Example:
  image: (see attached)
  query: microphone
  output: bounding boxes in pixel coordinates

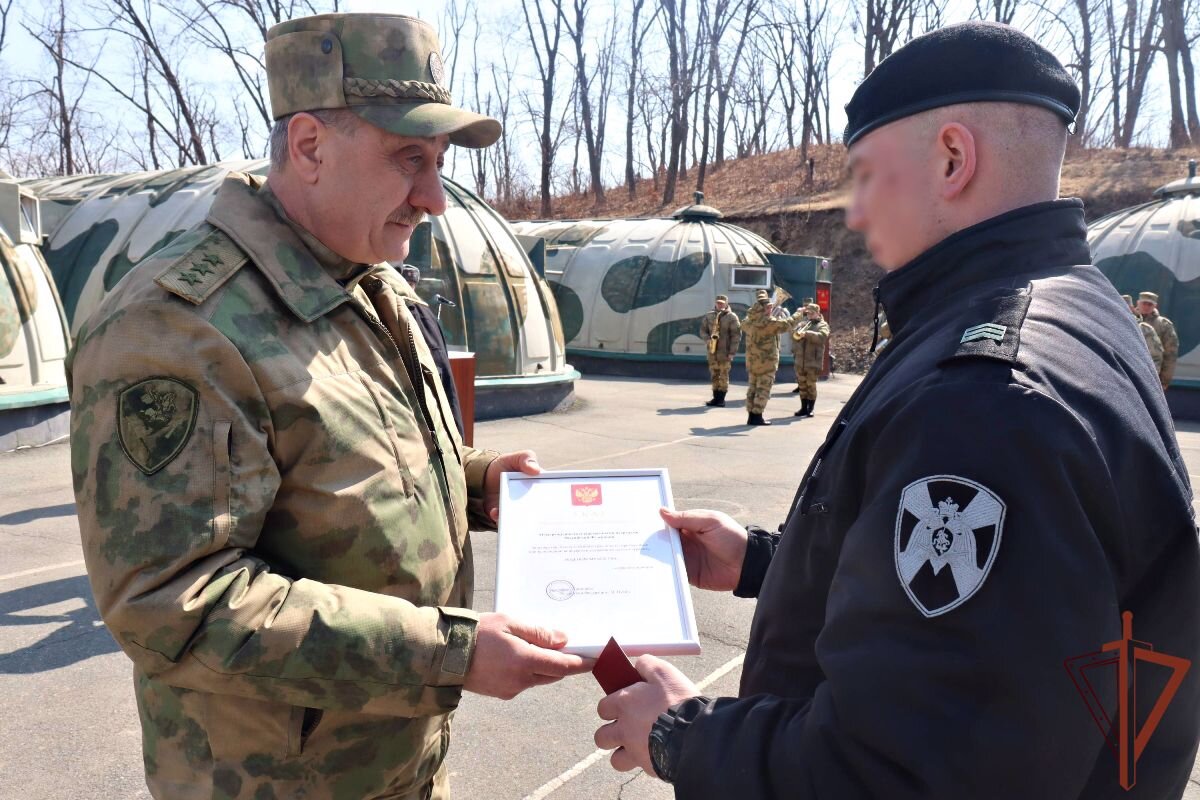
[435,294,457,308]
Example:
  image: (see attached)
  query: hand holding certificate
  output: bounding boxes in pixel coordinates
[494,469,701,658]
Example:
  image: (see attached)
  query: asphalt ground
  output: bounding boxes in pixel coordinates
[1,373,1198,799]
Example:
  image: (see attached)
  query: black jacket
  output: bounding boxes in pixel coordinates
[406,299,465,437]
[664,201,1200,799]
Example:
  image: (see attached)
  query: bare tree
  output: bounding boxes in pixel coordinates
[23,1,93,175]
[858,0,919,77]
[1161,0,1199,145]
[974,0,1020,21]
[0,0,14,54]
[489,22,520,204]
[695,0,753,191]
[623,0,659,198]
[660,0,698,205]
[712,0,757,168]
[1032,0,1099,147]
[93,0,210,164]
[467,7,492,197]
[521,0,565,216]
[1109,0,1162,146]
[559,0,618,207]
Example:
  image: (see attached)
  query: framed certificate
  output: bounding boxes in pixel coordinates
[494,469,701,658]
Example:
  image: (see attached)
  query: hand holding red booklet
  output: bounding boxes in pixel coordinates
[592,637,645,694]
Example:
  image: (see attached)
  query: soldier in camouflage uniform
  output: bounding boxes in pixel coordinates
[67,14,587,800]
[1137,291,1178,389]
[699,294,741,407]
[1125,294,1164,372]
[790,303,830,418]
[740,289,792,426]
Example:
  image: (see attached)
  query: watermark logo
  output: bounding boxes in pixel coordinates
[1064,611,1191,790]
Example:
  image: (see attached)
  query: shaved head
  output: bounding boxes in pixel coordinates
[846,101,1068,270]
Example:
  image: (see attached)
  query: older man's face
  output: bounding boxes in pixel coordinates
[1137,300,1157,316]
[715,299,728,311]
[315,121,449,264]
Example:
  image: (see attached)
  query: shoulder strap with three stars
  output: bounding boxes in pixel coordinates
[154,228,249,305]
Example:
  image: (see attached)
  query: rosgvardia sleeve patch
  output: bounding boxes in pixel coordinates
[117,377,199,475]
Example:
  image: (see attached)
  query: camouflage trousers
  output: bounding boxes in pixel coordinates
[745,371,776,414]
[707,356,732,391]
[795,367,819,401]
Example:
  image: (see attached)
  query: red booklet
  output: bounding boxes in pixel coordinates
[592,637,645,695]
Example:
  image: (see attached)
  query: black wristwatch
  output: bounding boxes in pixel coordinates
[649,696,712,784]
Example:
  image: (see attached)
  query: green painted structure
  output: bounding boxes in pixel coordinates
[511,194,832,380]
[1089,160,1200,416]
[1,160,577,450]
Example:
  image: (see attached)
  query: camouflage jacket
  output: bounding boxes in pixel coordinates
[741,305,791,374]
[699,309,741,360]
[1138,319,1164,371]
[67,172,498,800]
[1144,310,1179,385]
[790,315,830,371]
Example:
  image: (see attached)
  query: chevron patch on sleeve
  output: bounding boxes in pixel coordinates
[960,323,1007,344]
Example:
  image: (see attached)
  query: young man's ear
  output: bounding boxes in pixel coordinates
[286,113,325,185]
[936,122,977,201]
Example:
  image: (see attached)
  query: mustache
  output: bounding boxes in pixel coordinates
[387,208,425,226]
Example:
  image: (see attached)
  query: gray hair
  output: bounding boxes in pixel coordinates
[268,109,359,171]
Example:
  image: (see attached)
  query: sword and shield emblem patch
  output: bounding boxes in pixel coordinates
[894,475,1005,618]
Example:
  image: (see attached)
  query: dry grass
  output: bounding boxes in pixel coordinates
[498,144,1200,222]
[503,143,1198,374]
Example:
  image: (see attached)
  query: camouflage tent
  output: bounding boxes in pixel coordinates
[512,196,830,378]
[1089,162,1200,388]
[21,160,575,424]
[0,172,72,449]
[2,160,576,449]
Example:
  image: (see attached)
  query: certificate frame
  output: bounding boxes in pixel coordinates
[495,468,701,658]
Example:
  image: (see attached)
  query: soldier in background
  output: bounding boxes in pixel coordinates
[1124,294,1164,373]
[741,289,792,426]
[1137,291,1178,389]
[700,294,741,407]
[66,13,587,800]
[790,303,830,418]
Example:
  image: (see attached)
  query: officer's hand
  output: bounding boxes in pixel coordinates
[659,507,748,592]
[594,655,699,776]
[464,613,592,700]
[484,450,542,522]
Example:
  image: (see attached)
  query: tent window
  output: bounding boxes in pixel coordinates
[731,267,771,288]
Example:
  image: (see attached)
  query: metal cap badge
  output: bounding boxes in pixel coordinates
[265,13,501,149]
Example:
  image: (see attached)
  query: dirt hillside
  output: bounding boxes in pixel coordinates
[503,146,1200,374]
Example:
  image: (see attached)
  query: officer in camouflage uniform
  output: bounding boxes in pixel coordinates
[741,289,791,426]
[699,294,741,407]
[1124,294,1163,372]
[790,303,830,418]
[67,14,586,800]
[1137,291,1178,389]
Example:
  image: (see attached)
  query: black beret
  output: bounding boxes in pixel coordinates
[844,21,1080,146]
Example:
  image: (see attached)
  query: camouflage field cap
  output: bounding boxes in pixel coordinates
[265,13,501,148]
[755,289,770,302]
[715,294,729,303]
[806,303,821,313]
[1139,291,1160,304]
[1121,294,1133,305]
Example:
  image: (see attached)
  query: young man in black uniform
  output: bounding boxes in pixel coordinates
[593,22,1200,799]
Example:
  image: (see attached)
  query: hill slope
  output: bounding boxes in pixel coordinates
[503,145,1199,373]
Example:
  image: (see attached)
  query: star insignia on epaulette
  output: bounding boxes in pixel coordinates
[201,253,222,266]
[190,262,214,276]
[178,272,202,286]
